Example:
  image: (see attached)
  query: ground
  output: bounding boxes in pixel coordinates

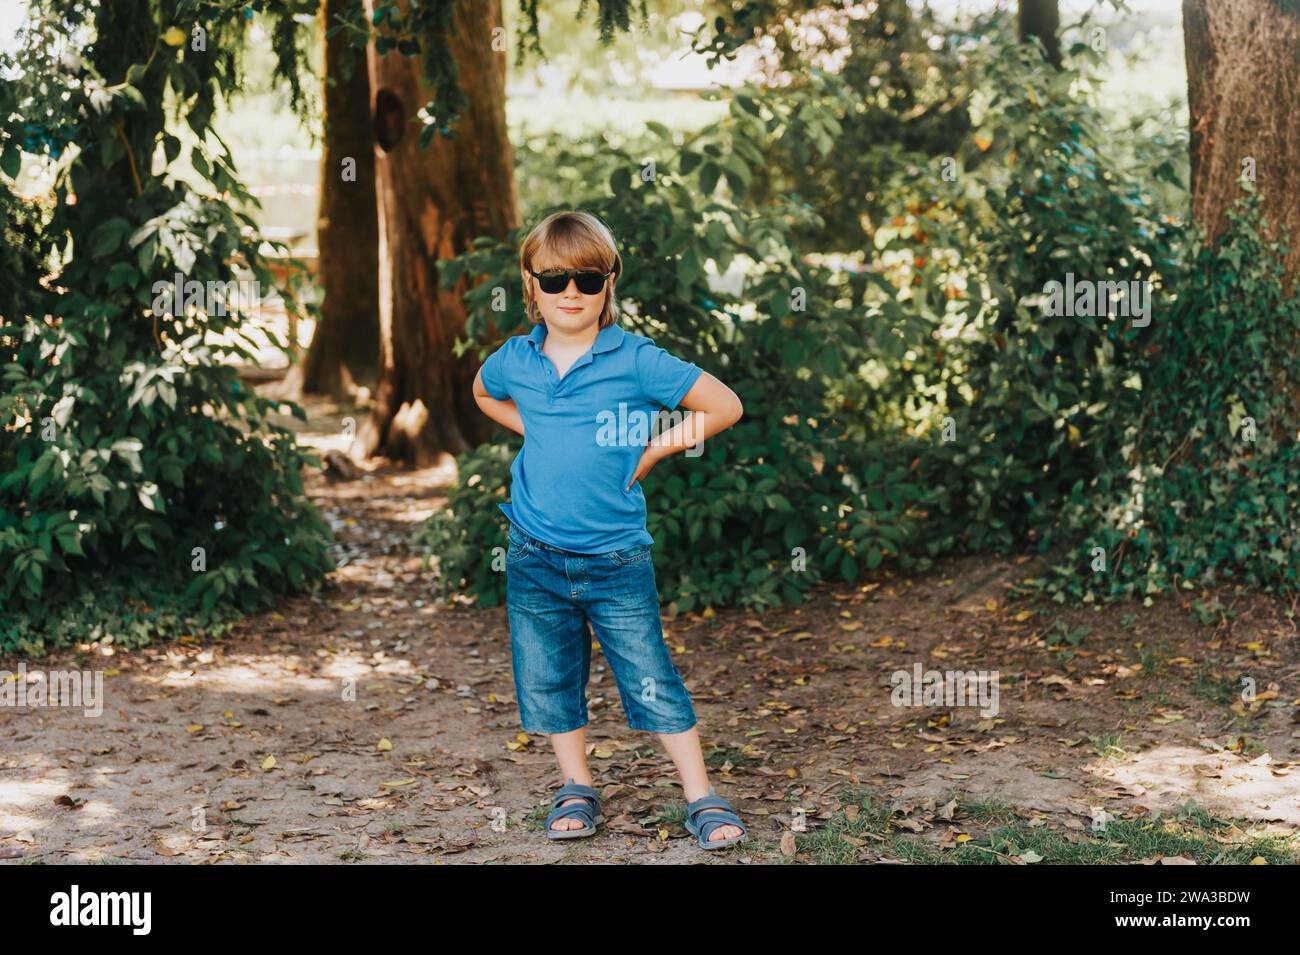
[3,397,1298,865]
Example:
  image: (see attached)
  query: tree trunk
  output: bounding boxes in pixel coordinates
[1183,0,1300,282]
[303,0,380,399]
[358,0,520,467]
[1018,0,1061,68]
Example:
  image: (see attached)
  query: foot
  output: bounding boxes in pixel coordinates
[693,806,744,842]
[550,797,589,832]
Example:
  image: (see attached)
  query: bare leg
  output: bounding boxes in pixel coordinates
[658,726,743,842]
[548,726,593,831]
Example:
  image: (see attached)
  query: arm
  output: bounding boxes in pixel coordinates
[625,372,743,489]
[473,367,525,437]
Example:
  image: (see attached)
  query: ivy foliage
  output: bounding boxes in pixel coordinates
[0,0,332,653]
[1037,190,1300,600]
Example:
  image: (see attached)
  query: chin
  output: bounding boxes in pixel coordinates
[549,310,593,327]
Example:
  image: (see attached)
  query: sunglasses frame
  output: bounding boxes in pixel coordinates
[528,267,614,296]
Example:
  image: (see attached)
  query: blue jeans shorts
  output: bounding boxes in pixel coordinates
[504,523,698,735]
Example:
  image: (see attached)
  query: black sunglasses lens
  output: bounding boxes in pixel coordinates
[574,272,606,294]
[537,272,568,293]
[536,270,606,295]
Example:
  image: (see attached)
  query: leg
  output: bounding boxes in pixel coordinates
[548,725,595,832]
[506,539,594,832]
[658,727,743,843]
[583,547,741,842]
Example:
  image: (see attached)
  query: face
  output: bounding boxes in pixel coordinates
[526,256,610,334]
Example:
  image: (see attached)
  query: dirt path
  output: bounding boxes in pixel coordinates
[3,399,1298,864]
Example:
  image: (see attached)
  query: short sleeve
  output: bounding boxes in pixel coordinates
[479,343,511,401]
[636,341,703,410]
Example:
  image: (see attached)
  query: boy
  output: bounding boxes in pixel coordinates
[472,211,748,849]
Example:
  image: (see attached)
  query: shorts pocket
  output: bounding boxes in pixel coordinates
[607,543,651,566]
[505,533,534,564]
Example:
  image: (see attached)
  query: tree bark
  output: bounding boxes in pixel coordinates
[1183,0,1300,283]
[303,0,381,398]
[1018,0,1061,69]
[358,0,520,467]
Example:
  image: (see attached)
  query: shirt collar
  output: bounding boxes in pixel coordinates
[526,321,625,354]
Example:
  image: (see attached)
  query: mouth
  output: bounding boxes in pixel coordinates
[557,306,583,313]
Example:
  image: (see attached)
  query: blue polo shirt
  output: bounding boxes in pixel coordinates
[479,321,703,554]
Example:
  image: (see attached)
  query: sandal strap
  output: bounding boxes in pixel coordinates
[686,791,747,839]
[551,782,599,810]
[685,794,734,819]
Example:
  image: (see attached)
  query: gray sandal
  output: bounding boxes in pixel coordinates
[684,788,749,850]
[545,779,602,840]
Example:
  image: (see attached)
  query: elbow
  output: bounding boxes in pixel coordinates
[727,396,744,427]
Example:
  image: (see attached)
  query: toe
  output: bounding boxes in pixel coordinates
[709,824,740,841]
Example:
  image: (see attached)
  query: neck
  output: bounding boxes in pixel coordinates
[544,321,599,349]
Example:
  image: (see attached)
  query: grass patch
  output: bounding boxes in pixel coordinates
[1190,661,1244,706]
[788,789,1297,865]
[1089,732,1128,759]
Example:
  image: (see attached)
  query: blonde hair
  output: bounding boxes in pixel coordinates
[519,211,622,328]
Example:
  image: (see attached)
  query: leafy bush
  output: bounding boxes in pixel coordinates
[0,4,334,654]
[1038,191,1300,600]
[743,0,981,256]
[894,34,1182,556]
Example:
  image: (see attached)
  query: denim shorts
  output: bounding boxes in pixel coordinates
[504,523,698,735]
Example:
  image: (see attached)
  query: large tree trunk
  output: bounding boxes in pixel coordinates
[303,0,380,399]
[1018,0,1061,68]
[357,0,520,467]
[1183,0,1300,283]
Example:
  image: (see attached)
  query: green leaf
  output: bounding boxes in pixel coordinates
[162,133,182,164]
[0,145,20,180]
[89,218,130,258]
[699,161,721,196]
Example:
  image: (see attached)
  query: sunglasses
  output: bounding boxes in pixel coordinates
[529,268,613,296]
